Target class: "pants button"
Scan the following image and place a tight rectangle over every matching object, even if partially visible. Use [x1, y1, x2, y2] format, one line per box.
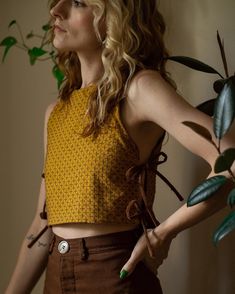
[58, 241, 70, 254]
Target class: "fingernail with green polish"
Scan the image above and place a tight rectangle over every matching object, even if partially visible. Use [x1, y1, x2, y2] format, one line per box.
[120, 269, 128, 280]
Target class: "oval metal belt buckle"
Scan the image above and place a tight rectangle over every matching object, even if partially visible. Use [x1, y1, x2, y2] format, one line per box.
[58, 240, 70, 254]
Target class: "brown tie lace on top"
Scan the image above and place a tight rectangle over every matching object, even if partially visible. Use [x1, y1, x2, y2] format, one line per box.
[125, 133, 184, 258]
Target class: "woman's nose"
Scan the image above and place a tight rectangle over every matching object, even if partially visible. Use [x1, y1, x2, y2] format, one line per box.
[50, 0, 66, 20]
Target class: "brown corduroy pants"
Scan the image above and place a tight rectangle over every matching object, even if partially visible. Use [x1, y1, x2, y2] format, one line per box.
[43, 226, 163, 294]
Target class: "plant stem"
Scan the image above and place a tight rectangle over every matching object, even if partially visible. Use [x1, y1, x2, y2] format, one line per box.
[211, 140, 219, 153]
[15, 22, 28, 50]
[41, 40, 50, 47]
[40, 30, 49, 49]
[15, 44, 28, 51]
[37, 57, 52, 61]
[227, 168, 235, 180]
[217, 31, 229, 78]
[217, 72, 225, 79]
[32, 34, 44, 39]
[218, 139, 221, 153]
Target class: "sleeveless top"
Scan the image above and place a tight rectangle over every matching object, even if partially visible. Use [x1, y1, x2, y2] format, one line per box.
[44, 84, 163, 225]
[27, 84, 184, 256]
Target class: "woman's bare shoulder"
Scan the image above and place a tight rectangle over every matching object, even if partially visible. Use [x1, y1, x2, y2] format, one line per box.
[126, 69, 178, 116]
[42, 99, 59, 162]
[126, 68, 178, 124]
[46, 100, 58, 116]
[126, 68, 226, 167]
[127, 69, 166, 100]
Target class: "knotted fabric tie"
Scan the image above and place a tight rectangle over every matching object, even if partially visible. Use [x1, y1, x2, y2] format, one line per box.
[27, 173, 49, 249]
[125, 151, 184, 258]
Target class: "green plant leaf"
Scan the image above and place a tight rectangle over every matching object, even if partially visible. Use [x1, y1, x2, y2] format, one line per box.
[227, 188, 235, 208]
[213, 78, 235, 139]
[30, 47, 47, 57]
[196, 98, 216, 117]
[0, 36, 17, 62]
[214, 148, 235, 173]
[42, 24, 51, 31]
[182, 121, 213, 142]
[0, 36, 17, 47]
[26, 31, 34, 39]
[187, 175, 227, 206]
[53, 64, 64, 89]
[166, 56, 222, 77]
[28, 47, 47, 65]
[8, 20, 16, 28]
[213, 211, 235, 246]
[213, 78, 229, 94]
[28, 53, 37, 65]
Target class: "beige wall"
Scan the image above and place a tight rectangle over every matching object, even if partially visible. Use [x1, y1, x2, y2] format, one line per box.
[157, 1, 235, 293]
[0, 0, 234, 293]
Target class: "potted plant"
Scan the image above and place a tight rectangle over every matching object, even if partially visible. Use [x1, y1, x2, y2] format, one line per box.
[166, 31, 235, 245]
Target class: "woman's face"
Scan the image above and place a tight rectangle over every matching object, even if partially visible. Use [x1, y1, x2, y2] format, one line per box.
[50, 0, 104, 53]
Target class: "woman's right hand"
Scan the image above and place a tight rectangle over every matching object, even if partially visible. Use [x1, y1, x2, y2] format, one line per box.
[119, 225, 175, 279]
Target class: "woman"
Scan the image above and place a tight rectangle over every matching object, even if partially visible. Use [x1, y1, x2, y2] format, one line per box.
[5, 0, 234, 293]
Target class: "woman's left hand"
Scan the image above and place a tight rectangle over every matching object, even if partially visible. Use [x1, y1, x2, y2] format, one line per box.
[119, 227, 174, 279]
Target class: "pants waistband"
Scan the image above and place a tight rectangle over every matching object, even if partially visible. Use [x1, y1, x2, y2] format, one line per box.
[49, 225, 143, 259]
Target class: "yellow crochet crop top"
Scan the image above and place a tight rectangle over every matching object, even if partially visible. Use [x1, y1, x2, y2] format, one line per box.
[44, 84, 165, 226]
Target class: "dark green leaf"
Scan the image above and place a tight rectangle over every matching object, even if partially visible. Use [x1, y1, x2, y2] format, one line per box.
[214, 148, 235, 173]
[42, 24, 51, 31]
[0, 36, 17, 47]
[213, 211, 235, 246]
[213, 78, 235, 139]
[166, 56, 222, 77]
[28, 47, 47, 65]
[8, 20, 16, 28]
[214, 78, 229, 94]
[227, 188, 235, 208]
[0, 36, 17, 62]
[183, 121, 213, 142]
[187, 175, 227, 206]
[26, 31, 34, 39]
[53, 65, 64, 89]
[28, 52, 37, 65]
[30, 47, 47, 57]
[196, 98, 216, 117]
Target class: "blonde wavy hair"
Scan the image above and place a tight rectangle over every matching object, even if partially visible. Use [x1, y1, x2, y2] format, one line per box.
[48, 0, 176, 138]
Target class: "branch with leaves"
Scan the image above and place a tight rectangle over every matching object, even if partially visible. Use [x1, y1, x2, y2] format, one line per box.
[0, 20, 64, 89]
[166, 31, 235, 245]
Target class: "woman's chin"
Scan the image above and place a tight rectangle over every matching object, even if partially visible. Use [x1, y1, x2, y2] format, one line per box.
[52, 41, 69, 53]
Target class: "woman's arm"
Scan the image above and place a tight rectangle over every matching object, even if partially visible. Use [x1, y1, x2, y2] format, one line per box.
[5, 101, 57, 294]
[5, 210, 53, 294]
[120, 69, 235, 277]
[120, 174, 232, 278]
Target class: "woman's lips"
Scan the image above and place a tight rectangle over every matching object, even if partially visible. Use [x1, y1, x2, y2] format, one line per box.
[54, 25, 66, 32]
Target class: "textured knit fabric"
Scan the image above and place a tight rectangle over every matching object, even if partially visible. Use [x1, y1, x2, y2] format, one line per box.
[44, 84, 161, 226]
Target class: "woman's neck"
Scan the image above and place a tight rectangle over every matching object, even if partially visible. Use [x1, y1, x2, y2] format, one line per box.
[78, 52, 104, 88]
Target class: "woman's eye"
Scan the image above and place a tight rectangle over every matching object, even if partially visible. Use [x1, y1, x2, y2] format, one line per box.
[72, 0, 86, 7]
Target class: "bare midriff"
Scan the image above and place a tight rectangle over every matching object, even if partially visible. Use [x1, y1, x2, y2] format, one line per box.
[52, 222, 140, 239]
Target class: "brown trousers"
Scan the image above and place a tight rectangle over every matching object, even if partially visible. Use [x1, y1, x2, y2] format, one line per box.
[43, 226, 163, 294]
